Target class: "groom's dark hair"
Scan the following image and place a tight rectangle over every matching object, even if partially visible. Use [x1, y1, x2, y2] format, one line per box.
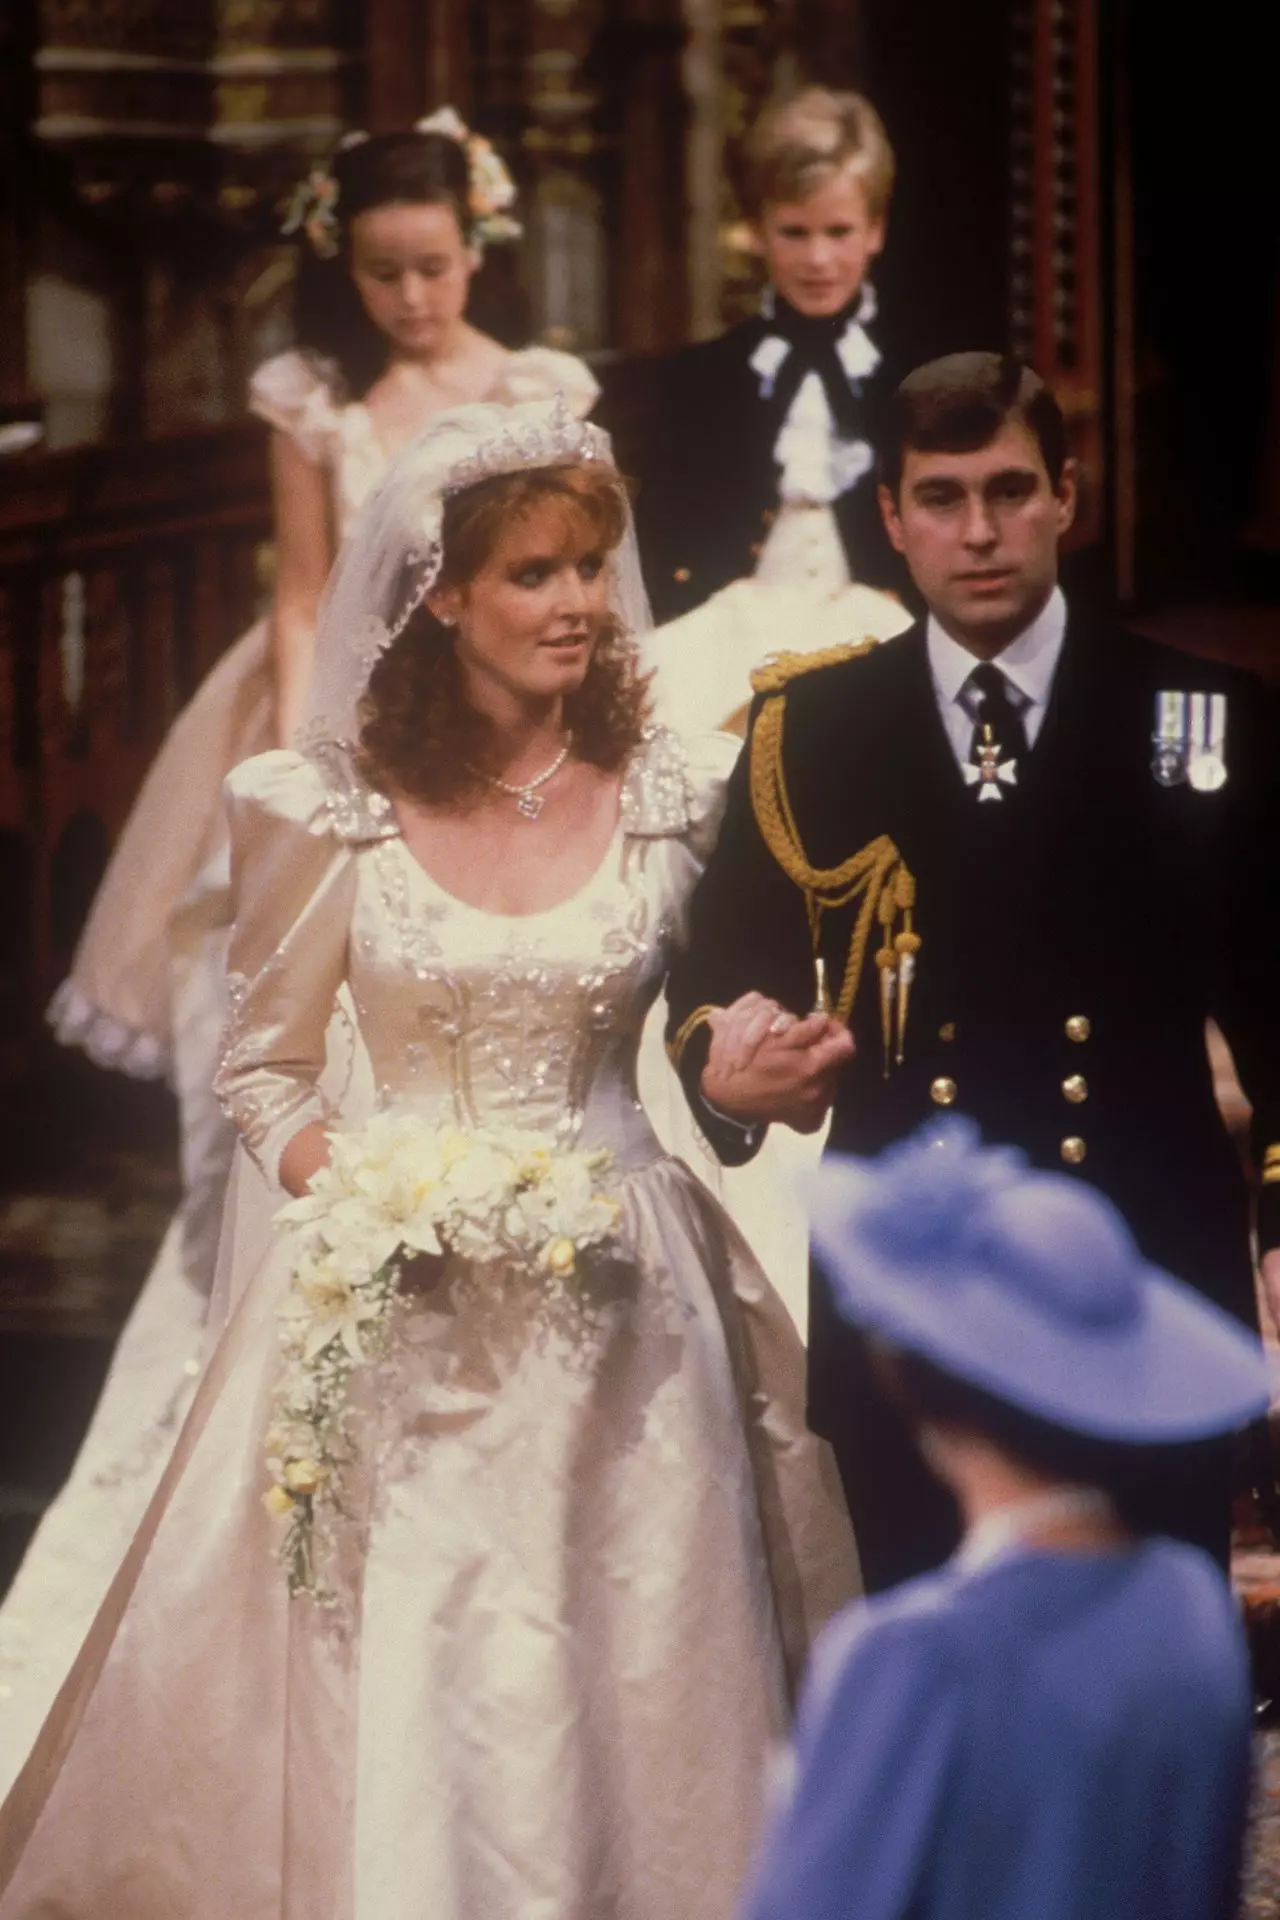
[879, 352, 1069, 496]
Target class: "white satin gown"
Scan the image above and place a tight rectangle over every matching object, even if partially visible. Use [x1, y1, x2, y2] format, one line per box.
[0, 729, 857, 1919]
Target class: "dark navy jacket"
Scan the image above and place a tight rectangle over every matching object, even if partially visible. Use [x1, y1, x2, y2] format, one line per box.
[667, 615, 1280, 1584]
[613, 314, 905, 623]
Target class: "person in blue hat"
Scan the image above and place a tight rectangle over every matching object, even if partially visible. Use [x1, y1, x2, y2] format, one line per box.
[740, 1117, 1271, 1920]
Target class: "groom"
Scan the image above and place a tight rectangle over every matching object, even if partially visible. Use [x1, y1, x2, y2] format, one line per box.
[666, 352, 1280, 1592]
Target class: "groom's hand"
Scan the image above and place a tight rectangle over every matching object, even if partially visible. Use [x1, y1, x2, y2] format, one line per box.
[701, 992, 854, 1133]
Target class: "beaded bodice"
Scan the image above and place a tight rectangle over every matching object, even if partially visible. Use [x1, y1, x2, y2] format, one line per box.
[216, 730, 734, 1184]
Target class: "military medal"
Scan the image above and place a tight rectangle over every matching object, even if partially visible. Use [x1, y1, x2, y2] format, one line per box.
[1151, 691, 1188, 786]
[964, 724, 1018, 801]
[1151, 691, 1227, 790]
[1187, 691, 1228, 791]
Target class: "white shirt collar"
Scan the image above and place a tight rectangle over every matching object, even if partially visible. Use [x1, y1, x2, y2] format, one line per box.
[927, 584, 1067, 712]
[750, 283, 882, 394]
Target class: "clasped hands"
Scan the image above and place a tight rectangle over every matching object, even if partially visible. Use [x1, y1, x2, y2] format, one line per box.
[699, 991, 855, 1133]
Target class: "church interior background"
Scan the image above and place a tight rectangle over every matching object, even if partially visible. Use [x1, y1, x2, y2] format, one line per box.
[0, 3, 1277, 1880]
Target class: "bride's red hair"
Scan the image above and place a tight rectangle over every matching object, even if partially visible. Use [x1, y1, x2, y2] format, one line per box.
[357, 463, 650, 808]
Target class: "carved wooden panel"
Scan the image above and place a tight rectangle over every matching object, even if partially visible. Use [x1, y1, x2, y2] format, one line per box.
[34, 0, 358, 221]
[1008, 0, 1103, 544]
[0, 423, 271, 1037]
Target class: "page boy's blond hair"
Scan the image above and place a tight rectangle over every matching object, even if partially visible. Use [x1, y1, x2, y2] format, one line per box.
[743, 87, 895, 222]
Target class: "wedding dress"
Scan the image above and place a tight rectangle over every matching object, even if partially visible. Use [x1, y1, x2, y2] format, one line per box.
[0, 343, 598, 1797]
[0, 728, 856, 1919]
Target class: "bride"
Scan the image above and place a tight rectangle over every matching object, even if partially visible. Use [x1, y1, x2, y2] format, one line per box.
[0, 115, 596, 1787]
[0, 398, 856, 1918]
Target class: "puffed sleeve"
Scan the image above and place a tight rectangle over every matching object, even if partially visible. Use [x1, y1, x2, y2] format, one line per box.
[493, 346, 600, 419]
[678, 728, 739, 868]
[742, 1605, 962, 1920]
[214, 749, 358, 1184]
[247, 349, 341, 466]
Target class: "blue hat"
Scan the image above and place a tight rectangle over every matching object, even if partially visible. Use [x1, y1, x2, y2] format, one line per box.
[806, 1117, 1271, 1444]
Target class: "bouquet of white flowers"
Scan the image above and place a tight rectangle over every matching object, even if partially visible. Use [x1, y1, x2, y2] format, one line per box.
[263, 1112, 622, 1597]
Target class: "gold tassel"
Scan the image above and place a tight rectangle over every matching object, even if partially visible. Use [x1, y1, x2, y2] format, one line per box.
[892, 869, 921, 1066]
[813, 953, 829, 1016]
[894, 930, 921, 1065]
[877, 887, 898, 1077]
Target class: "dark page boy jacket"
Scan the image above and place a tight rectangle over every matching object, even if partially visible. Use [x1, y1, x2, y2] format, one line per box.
[626, 313, 903, 624]
[666, 615, 1280, 1567]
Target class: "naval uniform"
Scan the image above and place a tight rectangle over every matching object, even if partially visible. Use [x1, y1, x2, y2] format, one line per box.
[666, 600, 1280, 1588]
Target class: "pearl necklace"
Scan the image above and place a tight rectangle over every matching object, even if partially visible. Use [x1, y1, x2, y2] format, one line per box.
[475, 737, 571, 821]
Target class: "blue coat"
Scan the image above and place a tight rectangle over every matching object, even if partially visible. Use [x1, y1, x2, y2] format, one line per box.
[741, 1541, 1253, 1920]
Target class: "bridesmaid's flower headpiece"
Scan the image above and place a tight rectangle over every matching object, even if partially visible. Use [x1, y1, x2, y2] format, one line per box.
[415, 106, 524, 247]
[281, 157, 346, 260]
[282, 110, 522, 261]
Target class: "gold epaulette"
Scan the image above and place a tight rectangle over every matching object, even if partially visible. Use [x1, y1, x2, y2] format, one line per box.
[749, 638, 879, 698]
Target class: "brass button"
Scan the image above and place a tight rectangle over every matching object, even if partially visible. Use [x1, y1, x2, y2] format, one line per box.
[673, 567, 691, 583]
[1062, 1074, 1088, 1104]
[930, 1076, 957, 1107]
[939, 1022, 956, 1043]
[1060, 1135, 1087, 1165]
[1065, 1015, 1091, 1043]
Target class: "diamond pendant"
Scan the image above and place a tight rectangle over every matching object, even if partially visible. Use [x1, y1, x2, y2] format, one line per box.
[516, 791, 545, 821]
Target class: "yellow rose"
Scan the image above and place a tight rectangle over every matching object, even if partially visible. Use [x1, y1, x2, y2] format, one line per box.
[544, 1237, 577, 1277]
[283, 1459, 328, 1496]
[262, 1484, 296, 1517]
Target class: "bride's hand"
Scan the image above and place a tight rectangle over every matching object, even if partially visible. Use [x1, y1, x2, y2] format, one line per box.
[702, 994, 854, 1132]
[709, 992, 796, 1072]
[279, 1122, 332, 1197]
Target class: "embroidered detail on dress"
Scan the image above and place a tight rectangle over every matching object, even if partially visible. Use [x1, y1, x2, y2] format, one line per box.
[372, 842, 448, 978]
[214, 966, 327, 1154]
[619, 726, 693, 838]
[302, 738, 400, 843]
